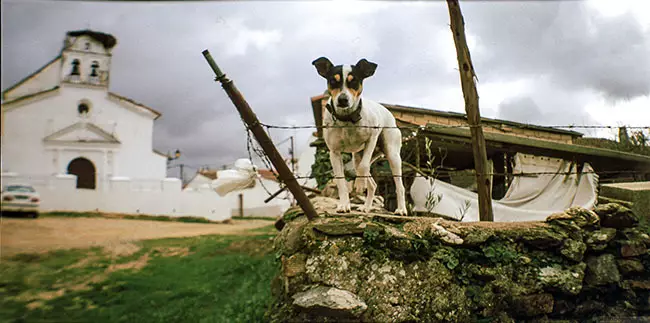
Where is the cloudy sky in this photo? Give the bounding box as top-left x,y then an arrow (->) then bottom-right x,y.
2,0 -> 649,177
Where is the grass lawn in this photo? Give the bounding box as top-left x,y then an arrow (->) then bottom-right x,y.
0,225 -> 280,323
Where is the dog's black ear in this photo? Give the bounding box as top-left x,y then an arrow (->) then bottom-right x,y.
354,58 -> 378,79
312,57 -> 333,78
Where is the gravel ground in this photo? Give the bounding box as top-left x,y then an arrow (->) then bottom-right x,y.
1,216 -> 273,256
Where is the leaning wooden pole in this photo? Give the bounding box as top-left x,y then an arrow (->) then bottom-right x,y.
447,0 -> 494,221
202,49 -> 319,221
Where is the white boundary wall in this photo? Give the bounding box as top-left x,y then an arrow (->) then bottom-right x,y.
1,173 -> 236,222
184,175 -> 292,219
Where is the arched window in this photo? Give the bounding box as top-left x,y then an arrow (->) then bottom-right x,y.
67,157 -> 96,189
71,59 -> 80,76
85,42 -> 91,50
90,61 -> 99,77
78,103 -> 90,115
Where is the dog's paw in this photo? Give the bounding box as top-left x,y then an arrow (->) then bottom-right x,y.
358,205 -> 373,213
336,203 -> 351,213
394,207 -> 408,216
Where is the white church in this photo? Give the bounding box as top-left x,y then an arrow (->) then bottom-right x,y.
0,30 -> 242,220
2,30 -> 167,186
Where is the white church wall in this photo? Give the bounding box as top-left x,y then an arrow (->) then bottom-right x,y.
2,94 -> 62,175
62,86 -> 164,180
2,86 -> 166,180
2,58 -> 61,101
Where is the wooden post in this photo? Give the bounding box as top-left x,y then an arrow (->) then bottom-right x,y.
415,136 -> 421,170
446,0 -> 494,221
202,50 -> 319,221
179,164 -> 185,186
238,193 -> 244,218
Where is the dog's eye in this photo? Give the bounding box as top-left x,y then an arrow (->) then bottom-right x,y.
347,78 -> 359,89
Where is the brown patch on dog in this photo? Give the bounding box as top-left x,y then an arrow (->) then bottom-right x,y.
334,74 -> 341,82
348,85 -> 362,99
329,87 -> 341,98
347,74 -> 354,82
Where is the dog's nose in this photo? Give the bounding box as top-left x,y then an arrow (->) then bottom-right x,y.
337,95 -> 349,107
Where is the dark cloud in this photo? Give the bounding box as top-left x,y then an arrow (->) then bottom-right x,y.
496,77 -> 600,137
497,96 -> 544,124
2,1 -> 648,176
465,1 -> 650,100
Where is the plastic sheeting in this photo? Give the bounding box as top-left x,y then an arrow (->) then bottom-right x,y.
211,158 -> 259,196
410,153 -> 599,222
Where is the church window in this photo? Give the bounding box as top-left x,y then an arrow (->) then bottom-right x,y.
78,103 -> 90,115
71,59 -> 80,76
90,61 -> 99,77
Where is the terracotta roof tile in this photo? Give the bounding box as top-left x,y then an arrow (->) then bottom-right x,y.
199,169 -> 218,180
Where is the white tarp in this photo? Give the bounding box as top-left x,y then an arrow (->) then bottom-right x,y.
410,153 -> 598,222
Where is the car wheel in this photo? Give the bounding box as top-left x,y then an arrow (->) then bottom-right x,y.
30,212 -> 39,219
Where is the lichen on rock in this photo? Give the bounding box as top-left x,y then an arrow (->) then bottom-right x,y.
538,263 -> 586,295
292,286 -> 368,318
585,254 -> 621,286
585,228 -> 617,251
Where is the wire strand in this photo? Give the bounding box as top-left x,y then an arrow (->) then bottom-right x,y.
260,122 -> 650,131
290,169 -> 646,180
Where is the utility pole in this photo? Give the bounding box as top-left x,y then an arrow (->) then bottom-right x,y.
447,0 -> 494,221
290,135 -> 297,206
202,50 -> 318,221
180,164 -> 185,186
290,135 -> 296,174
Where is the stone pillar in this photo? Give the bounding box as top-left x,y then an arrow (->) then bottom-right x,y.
112,151 -> 118,177
57,148 -> 63,174
107,151 -> 114,179
102,149 -> 109,191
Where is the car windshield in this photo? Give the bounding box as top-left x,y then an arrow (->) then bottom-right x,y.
5,185 -> 35,193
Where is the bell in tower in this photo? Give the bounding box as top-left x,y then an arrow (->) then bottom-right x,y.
60,30 -> 117,88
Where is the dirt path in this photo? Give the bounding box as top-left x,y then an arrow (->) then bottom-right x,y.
0,217 -> 274,257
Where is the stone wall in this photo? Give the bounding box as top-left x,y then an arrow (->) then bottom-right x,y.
267,198 -> 649,322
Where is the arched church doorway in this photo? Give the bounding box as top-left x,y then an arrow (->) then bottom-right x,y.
67,157 -> 96,189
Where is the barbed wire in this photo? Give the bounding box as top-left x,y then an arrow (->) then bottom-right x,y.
237,119 -> 648,200
260,122 -> 650,131
245,128 -> 280,197
288,169 -> 646,181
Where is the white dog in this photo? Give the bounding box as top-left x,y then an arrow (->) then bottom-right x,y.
312,57 -> 407,215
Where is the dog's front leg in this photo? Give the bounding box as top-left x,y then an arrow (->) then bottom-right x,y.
356,133 -> 380,213
330,150 -> 351,213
